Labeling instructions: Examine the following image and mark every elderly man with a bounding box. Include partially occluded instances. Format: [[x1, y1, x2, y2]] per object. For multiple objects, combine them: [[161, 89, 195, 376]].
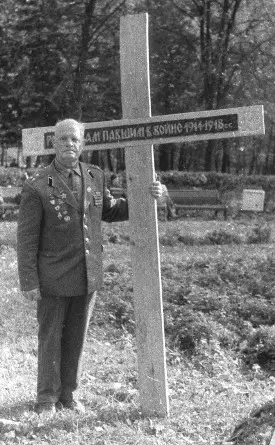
[[17, 118, 162, 415]]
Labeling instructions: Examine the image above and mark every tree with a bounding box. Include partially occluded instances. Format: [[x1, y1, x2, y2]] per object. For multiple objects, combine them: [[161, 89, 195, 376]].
[[5, 0, 128, 131], [2, 0, 275, 173], [136, 0, 275, 172]]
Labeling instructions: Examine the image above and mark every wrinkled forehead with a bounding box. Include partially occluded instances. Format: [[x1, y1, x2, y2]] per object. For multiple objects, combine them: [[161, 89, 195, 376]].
[[55, 121, 83, 140]]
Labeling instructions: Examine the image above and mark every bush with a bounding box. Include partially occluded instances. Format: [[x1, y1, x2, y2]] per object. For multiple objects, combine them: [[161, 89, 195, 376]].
[[241, 326, 275, 369], [159, 170, 275, 195], [105, 295, 135, 333], [0, 167, 23, 186], [159, 225, 269, 247], [165, 308, 212, 353], [205, 229, 242, 245], [246, 224, 271, 244], [159, 230, 181, 246], [177, 234, 197, 245]]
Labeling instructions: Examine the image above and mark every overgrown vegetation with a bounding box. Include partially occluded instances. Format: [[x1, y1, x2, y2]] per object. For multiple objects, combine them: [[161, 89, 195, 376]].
[[108, 169, 275, 193], [102, 220, 275, 390], [103, 235, 275, 370], [1, 217, 275, 444], [103, 220, 272, 247]]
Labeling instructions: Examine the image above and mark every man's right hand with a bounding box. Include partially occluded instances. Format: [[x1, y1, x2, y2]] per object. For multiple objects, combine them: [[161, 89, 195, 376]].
[[22, 288, 42, 302]]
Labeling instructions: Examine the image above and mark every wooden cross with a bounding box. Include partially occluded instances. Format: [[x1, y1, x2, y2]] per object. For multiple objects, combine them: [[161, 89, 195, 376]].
[[270, 429, 275, 445], [22, 13, 265, 417]]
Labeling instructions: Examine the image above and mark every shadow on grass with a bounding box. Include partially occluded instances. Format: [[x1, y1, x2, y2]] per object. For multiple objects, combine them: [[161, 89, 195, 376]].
[[0, 396, 143, 427], [227, 400, 275, 443], [0, 400, 35, 418]]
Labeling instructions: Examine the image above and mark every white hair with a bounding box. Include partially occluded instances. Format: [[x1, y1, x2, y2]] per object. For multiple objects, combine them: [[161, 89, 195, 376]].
[[55, 119, 85, 140]]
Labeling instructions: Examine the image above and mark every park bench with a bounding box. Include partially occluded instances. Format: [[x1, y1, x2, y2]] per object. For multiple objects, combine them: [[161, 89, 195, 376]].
[[158, 189, 228, 220], [110, 187, 126, 198], [110, 186, 227, 220]]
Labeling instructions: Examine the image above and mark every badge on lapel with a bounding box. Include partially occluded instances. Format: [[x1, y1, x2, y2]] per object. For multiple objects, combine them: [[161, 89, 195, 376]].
[[93, 191, 103, 207]]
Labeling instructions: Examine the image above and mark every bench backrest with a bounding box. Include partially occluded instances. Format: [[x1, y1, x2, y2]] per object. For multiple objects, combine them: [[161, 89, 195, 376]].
[[167, 189, 221, 205], [110, 186, 222, 206], [110, 187, 125, 198]]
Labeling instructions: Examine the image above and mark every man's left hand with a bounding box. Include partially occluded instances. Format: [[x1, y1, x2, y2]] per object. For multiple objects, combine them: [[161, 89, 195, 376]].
[[149, 181, 162, 199]]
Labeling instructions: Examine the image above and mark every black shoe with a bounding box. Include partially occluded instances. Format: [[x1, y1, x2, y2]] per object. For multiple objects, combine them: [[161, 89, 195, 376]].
[[58, 399, 85, 414], [34, 402, 56, 415]]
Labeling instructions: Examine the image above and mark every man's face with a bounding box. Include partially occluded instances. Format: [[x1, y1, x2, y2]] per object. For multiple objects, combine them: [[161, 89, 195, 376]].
[[54, 122, 83, 168]]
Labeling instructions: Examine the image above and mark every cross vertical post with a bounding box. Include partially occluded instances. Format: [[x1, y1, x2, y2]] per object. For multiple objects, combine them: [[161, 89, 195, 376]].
[[120, 13, 169, 417], [22, 13, 265, 419]]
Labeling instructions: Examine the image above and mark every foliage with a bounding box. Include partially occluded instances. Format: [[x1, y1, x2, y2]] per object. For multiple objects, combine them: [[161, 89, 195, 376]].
[[158, 223, 271, 246], [0, 0, 127, 133], [241, 326, 275, 369], [0, 167, 25, 186], [1, 0, 275, 175], [246, 224, 272, 244], [4, 167, 275, 198], [2, 219, 275, 443], [133, 0, 275, 173], [159, 170, 275, 193], [100, 220, 275, 370], [205, 228, 242, 244]]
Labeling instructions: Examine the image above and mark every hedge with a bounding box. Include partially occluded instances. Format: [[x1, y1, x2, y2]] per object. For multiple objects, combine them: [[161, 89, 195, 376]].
[[2, 166, 275, 200], [107, 170, 275, 194]]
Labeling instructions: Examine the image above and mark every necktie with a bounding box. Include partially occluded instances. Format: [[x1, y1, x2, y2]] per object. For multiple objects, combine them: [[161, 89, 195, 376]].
[[68, 170, 82, 203]]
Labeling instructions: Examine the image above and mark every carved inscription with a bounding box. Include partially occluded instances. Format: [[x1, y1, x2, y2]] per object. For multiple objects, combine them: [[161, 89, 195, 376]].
[[44, 114, 238, 150]]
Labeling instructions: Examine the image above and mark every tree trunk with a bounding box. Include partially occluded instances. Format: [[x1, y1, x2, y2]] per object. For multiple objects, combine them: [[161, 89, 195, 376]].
[[204, 140, 215, 171], [91, 149, 99, 167], [172, 144, 181, 170], [198, 0, 244, 170], [107, 148, 118, 172], [221, 140, 231, 173], [73, 0, 98, 120], [0, 146, 5, 166], [248, 147, 257, 175], [100, 150, 108, 170], [159, 144, 173, 170], [263, 123, 274, 175]]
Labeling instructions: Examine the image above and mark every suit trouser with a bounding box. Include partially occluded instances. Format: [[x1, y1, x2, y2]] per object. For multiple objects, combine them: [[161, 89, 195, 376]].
[[36, 292, 97, 404]]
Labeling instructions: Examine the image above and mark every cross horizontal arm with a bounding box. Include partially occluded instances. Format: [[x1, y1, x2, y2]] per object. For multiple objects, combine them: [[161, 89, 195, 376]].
[[22, 105, 264, 156]]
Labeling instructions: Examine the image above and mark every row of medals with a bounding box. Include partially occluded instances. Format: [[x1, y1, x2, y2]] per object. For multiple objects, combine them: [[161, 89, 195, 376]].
[[49, 189, 102, 221], [49, 192, 70, 221]]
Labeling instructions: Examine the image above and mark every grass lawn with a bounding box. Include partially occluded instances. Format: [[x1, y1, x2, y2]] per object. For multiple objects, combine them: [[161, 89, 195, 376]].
[[1, 216, 275, 444]]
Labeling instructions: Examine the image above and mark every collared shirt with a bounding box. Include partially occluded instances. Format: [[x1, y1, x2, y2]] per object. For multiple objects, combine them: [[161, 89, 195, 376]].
[[54, 159, 83, 204], [54, 158, 81, 180]]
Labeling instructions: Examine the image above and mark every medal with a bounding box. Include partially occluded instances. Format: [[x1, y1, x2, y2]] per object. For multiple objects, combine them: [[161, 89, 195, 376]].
[[93, 191, 103, 207]]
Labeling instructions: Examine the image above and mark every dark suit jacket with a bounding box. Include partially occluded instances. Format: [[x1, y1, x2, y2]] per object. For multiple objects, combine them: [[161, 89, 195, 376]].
[[17, 161, 128, 297]]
